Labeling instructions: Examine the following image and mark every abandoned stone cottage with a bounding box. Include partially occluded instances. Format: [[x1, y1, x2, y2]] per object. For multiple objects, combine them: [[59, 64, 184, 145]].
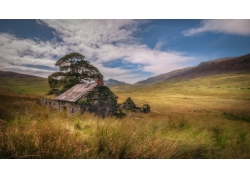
[[41, 79, 118, 116]]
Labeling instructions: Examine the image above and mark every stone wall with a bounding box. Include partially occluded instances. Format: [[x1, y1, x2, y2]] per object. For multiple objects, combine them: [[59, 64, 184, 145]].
[[40, 98, 81, 114], [41, 86, 118, 117], [77, 86, 118, 117]]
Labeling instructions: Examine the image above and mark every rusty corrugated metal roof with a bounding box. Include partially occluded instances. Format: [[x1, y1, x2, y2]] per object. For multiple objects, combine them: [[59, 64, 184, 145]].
[[55, 83, 97, 102]]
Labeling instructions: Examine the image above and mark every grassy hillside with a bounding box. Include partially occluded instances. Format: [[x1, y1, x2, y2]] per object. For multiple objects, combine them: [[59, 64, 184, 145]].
[[135, 67, 192, 85], [1, 72, 250, 158], [113, 72, 250, 105], [112, 72, 250, 124], [0, 76, 49, 96], [134, 53, 250, 85]]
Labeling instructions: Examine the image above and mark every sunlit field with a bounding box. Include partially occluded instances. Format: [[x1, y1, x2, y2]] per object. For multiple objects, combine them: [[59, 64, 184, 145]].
[[1, 72, 250, 158]]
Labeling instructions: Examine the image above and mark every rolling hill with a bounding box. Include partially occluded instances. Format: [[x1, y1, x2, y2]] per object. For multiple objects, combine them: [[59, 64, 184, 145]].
[[135, 67, 193, 85], [0, 71, 43, 78], [104, 78, 131, 87], [135, 53, 250, 85], [0, 71, 49, 96]]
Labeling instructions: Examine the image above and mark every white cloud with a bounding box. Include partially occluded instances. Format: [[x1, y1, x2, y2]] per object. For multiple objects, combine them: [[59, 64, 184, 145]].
[[1, 60, 54, 78], [0, 33, 62, 67], [0, 20, 197, 84], [41, 20, 195, 76], [154, 38, 167, 50], [182, 19, 250, 36]]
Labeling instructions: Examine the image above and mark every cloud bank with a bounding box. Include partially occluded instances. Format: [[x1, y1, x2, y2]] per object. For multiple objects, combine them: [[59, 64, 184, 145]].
[[0, 20, 195, 83], [182, 19, 250, 36]]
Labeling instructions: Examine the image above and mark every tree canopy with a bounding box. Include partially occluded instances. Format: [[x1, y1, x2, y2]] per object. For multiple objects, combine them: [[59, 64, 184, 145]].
[[48, 52, 103, 94]]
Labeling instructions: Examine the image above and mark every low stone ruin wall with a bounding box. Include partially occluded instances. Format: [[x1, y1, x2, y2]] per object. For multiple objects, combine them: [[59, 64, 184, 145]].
[[40, 97, 81, 114], [119, 97, 150, 113], [77, 86, 118, 117]]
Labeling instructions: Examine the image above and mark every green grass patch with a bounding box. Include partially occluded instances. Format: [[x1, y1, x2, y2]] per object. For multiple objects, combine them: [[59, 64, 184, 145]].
[[0, 77, 49, 96]]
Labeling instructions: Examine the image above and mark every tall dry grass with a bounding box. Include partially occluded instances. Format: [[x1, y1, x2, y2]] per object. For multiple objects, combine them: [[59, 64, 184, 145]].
[[1, 91, 250, 158], [0, 92, 179, 158]]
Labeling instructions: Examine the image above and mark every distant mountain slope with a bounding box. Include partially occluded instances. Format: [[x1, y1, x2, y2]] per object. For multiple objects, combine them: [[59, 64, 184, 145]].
[[167, 53, 250, 81], [104, 79, 130, 87], [0, 71, 43, 78], [135, 67, 193, 85], [135, 53, 250, 84]]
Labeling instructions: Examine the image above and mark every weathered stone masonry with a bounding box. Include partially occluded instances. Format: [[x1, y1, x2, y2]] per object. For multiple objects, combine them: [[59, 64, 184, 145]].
[[41, 80, 118, 117], [41, 98, 82, 113]]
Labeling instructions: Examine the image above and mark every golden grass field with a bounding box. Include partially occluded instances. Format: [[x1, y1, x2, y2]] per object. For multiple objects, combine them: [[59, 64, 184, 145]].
[[1, 72, 250, 158]]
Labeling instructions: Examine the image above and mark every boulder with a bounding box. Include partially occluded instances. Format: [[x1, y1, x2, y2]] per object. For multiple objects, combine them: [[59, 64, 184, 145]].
[[141, 104, 150, 113]]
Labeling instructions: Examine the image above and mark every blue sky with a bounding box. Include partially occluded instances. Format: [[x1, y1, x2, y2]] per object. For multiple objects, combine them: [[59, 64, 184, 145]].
[[0, 19, 250, 83]]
